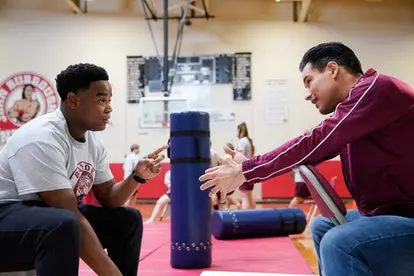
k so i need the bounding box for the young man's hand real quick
[134,145,169,179]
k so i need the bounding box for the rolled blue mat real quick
[169,111,212,269]
[211,208,307,240]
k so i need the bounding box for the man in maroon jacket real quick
[200,42,414,276]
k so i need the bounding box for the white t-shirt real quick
[164,170,171,194]
[237,137,253,158]
[123,153,140,180]
[0,109,113,203]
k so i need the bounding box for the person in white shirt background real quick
[123,143,141,206]
[236,122,256,209]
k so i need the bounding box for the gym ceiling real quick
[0,0,412,23]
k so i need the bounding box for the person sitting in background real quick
[145,139,172,224]
[200,42,414,276]
[0,63,168,276]
[288,168,311,208]
[123,144,141,206]
[236,122,256,209]
[144,170,171,224]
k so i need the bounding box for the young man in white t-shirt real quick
[123,143,141,206]
[0,64,168,276]
[123,144,141,180]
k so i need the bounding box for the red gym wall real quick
[108,160,351,199]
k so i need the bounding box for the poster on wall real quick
[143,54,233,93]
[0,72,60,144]
[126,56,145,103]
[263,78,289,124]
[126,52,249,103]
[232,52,252,101]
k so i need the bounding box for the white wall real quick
[1,1,414,165]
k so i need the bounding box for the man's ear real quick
[326,61,339,79]
[66,92,79,109]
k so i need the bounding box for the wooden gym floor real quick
[132,201,354,275]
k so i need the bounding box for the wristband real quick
[131,171,147,184]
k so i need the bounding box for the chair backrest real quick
[329,176,337,187]
[298,165,347,225]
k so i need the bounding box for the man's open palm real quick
[199,155,246,201]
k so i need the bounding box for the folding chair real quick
[302,176,337,233]
[297,165,347,227]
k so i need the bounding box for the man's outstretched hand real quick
[199,154,246,202]
[135,145,169,179]
[223,145,249,164]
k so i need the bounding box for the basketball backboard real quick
[139,96,189,128]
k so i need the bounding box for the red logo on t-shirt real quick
[72,161,96,202]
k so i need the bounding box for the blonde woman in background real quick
[236,122,256,209]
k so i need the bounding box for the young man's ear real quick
[66,92,79,109]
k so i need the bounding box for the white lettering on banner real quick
[0,88,8,123]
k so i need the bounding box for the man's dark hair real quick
[55,63,109,101]
[299,42,363,75]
